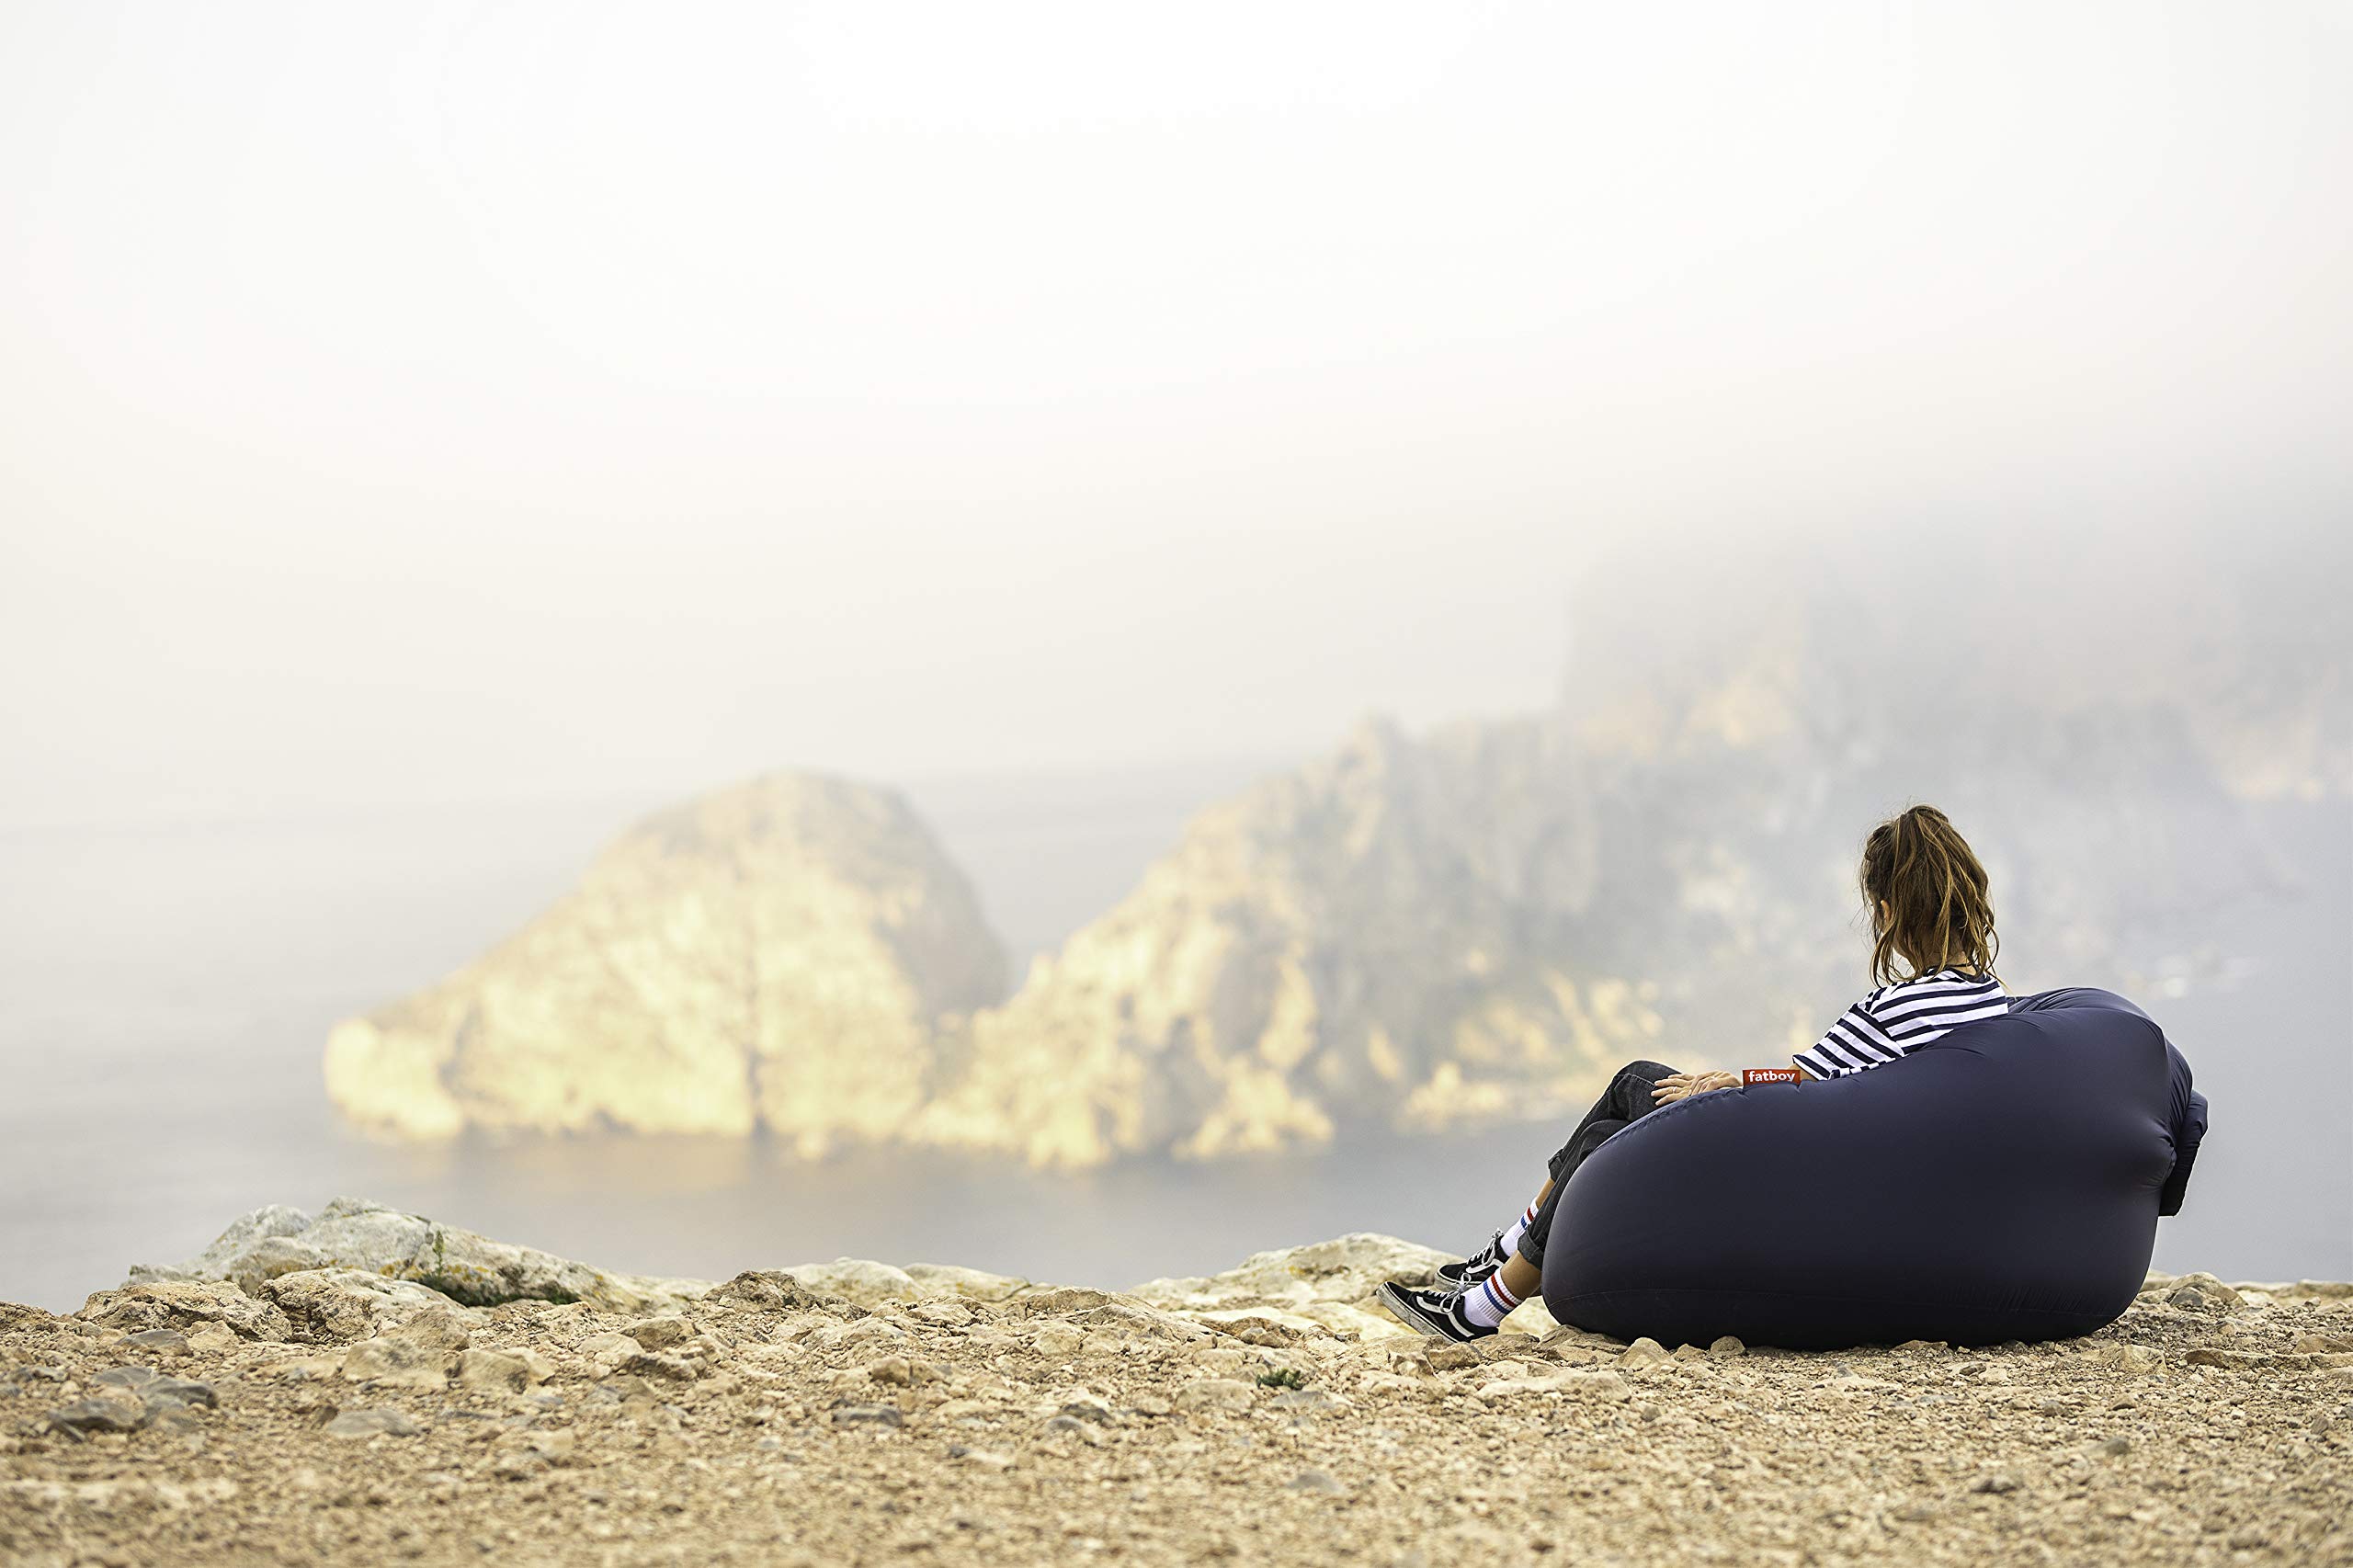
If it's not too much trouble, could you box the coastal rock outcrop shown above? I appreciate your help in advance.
[320,546,2336,1165]
[324,774,1006,1152]
[324,748,1669,1165]
[917,717,1665,1166]
[125,1198,710,1317]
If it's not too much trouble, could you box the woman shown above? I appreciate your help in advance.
[1379,803,2007,1342]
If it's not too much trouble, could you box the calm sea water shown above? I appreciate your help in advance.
[1,776,2344,1312]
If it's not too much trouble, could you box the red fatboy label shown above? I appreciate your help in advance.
[1743,1066,1803,1086]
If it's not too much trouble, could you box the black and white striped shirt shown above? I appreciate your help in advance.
[1794,968,2008,1080]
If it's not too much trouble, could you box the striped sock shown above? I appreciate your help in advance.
[1498,1199,1541,1257]
[1461,1270,1520,1330]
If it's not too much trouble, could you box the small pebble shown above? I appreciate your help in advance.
[324,1407,421,1440]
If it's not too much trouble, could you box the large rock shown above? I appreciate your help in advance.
[1130,1233,1454,1313]
[341,1306,475,1390]
[323,772,1006,1151]
[709,1256,1041,1313]
[706,1272,836,1315]
[257,1269,475,1345]
[916,720,1663,1166]
[769,1259,919,1310]
[127,1205,312,1288]
[129,1199,710,1314]
[77,1280,293,1343]
[324,1407,421,1439]
[0,1301,53,1331]
[1127,1234,1510,1342]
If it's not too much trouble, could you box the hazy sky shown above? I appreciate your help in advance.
[5,2,2348,824]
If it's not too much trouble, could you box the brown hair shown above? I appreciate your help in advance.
[1859,805,1998,985]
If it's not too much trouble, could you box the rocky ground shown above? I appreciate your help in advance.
[4,1201,2349,1566]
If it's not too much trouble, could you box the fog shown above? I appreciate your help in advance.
[5,2,2350,824]
[2,5,2348,1306]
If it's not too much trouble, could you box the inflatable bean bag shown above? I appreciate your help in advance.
[1540,988,2208,1350]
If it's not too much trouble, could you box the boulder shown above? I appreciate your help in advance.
[390,1306,474,1355]
[1617,1337,1671,1370]
[257,1269,472,1344]
[221,1237,337,1296]
[2079,1343,2164,1375]
[342,1335,454,1392]
[774,1258,919,1309]
[2186,1348,2267,1370]
[2164,1273,2247,1315]
[620,1352,696,1383]
[127,1198,708,1313]
[342,1308,474,1391]
[127,1204,312,1287]
[1060,1301,1214,1345]
[621,1316,694,1350]
[324,1407,421,1439]
[1028,1323,1088,1359]
[578,1334,644,1376]
[707,1271,836,1314]
[1184,1307,1329,1341]
[141,1379,217,1414]
[454,1348,540,1396]
[76,1280,292,1343]
[1130,1234,1454,1315]
[911,1301,974,1328]
[0,1301,52,1331]
[48,1398,149,1436]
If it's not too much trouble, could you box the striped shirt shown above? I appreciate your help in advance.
[1794,968,2009,1080]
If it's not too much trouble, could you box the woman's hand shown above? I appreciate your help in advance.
[1651,1070,1743,1104]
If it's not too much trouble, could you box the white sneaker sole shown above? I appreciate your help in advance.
[1376,1280,1474,1341]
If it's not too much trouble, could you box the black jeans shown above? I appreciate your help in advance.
[1516,1059,1681,1269]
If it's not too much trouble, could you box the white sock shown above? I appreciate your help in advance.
[1498,1199,1540,1256]
[1461,1271,1520,1330]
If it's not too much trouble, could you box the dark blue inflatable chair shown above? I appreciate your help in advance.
[1540,988,2209,1350]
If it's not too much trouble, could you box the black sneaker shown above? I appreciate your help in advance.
[1376,1280,1495,1343]
[1437,1230,1508,1290]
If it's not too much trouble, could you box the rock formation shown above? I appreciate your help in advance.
[324,774,1006,1153]
[3,1202,2348,1566]
[917,716,1663,1165]
[322,541,2343,1165]
[124,1198,709,1318]
[324,747,1669,1165]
